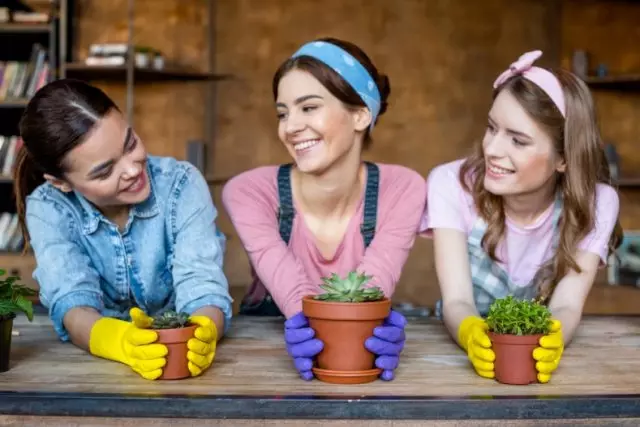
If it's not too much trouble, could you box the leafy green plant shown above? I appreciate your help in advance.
[0,269,36,322]
[314,271,384,303]
[486,296,552,336]
[150,310,191,329]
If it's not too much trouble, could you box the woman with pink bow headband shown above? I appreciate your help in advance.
[419,50,622,383]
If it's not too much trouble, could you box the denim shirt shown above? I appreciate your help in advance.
[26,155,233,341]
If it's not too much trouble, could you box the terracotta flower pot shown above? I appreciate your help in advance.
[154,324,198,380]
[488,332,543,385]
[302,296,391,384]
[0,314,15,373]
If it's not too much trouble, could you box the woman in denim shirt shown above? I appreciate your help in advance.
[12,79,233,380]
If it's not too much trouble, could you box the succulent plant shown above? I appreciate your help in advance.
[314,271,384,303]
[486,296,552,336]
[0,269,36,322]
[150,310,191,329]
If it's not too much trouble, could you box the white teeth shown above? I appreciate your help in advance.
[293,139,321,151]
[489,165,514,175]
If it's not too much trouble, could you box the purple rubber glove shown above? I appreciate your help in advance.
[364,309,407,381]
[284,311,324,381]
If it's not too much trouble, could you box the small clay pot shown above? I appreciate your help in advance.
[302,296,391,384]
[0,314,16,373]
[489,332,543,385]
[154,324,198,380]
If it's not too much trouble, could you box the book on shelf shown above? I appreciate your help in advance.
[0,135,21,177]
[0,212,23,253]
[0,43,49,101]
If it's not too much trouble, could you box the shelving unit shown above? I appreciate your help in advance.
[0,0,229,290]
[0,1,62,287]
[584,75,640,91]
[57,0,227,171]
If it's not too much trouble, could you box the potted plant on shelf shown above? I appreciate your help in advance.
[485,296,553,385]
[149,310,197,380]
[302,271,391,384]
[0,269,36,373]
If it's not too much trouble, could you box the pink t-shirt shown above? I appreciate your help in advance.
[420,159,620,287]
[222,163,426,318]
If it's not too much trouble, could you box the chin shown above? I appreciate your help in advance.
[483,174,517,196]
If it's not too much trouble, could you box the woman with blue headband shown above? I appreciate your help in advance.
[223,38,426,381]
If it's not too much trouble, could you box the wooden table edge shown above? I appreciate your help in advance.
[0,391,638,420]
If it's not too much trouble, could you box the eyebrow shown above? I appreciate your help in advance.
[275,94,323,109]
[488,116,532,140]
[87,127,133,178]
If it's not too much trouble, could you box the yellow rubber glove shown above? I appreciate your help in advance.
[186,315,218,377]
[89,308,168,380]
[533,319,564,383]
[458,315,495,379]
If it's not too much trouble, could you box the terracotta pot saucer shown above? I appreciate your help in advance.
[312,367,381,384]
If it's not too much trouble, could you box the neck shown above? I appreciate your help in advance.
[503,181,557,226]
[295,150,364,219]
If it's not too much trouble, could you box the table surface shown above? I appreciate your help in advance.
[1,313,639,421]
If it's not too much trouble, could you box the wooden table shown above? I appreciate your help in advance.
[1,313,639,427]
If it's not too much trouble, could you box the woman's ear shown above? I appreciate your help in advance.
[352,106,372,132]
[556,157,567,173]
[44,173,72,193]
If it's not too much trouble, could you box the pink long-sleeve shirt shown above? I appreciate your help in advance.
[222,163,426,318]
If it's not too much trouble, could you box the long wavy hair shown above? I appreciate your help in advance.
[459,69,623,303]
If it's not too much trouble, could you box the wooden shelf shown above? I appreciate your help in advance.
[0,23,51,34]
[584,75,640,90]
[205,176,231,186]
[0,99,29,108]
[615,177,640,188]
[64,63,232,82]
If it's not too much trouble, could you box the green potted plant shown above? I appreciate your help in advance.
[0,269,36,373]
[302,271,391,384]
[149,310,197,380]
[485,296,553,385]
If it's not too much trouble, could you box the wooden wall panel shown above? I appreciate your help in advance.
[212,0,561,307]
[560,0,640,230]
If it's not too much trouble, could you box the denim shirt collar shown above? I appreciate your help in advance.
[75,165,160,235]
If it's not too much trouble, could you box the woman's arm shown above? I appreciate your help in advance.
[547,184,620,344]
[433,228,479,345]
[222,168,317,318]
[547,250,600,345]
[26,197,105,348]
[170,164,233,337]
[353,168,427,298]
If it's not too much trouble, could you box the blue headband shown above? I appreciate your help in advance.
[292,41,381,129]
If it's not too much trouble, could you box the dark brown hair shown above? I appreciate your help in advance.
[272,37,390,149]
[13,78,119,251]
[459,69,623,302]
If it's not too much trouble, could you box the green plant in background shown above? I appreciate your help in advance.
[0,269,36,322]
[486,296,552,336]
[151,310,191,329]
[314,271,385,303]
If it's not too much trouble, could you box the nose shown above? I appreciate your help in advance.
[285,111,305,136]
[483,131,507,158]
[122,159,141,179]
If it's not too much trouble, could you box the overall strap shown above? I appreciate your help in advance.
[361,161,380,248]
[277,163,295,245]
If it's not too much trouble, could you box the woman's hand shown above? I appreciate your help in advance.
[364,309,407,380]
[533,319,564,383]
[284,312,324,380]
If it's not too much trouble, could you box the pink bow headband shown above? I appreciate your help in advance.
[493,50,566,117]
